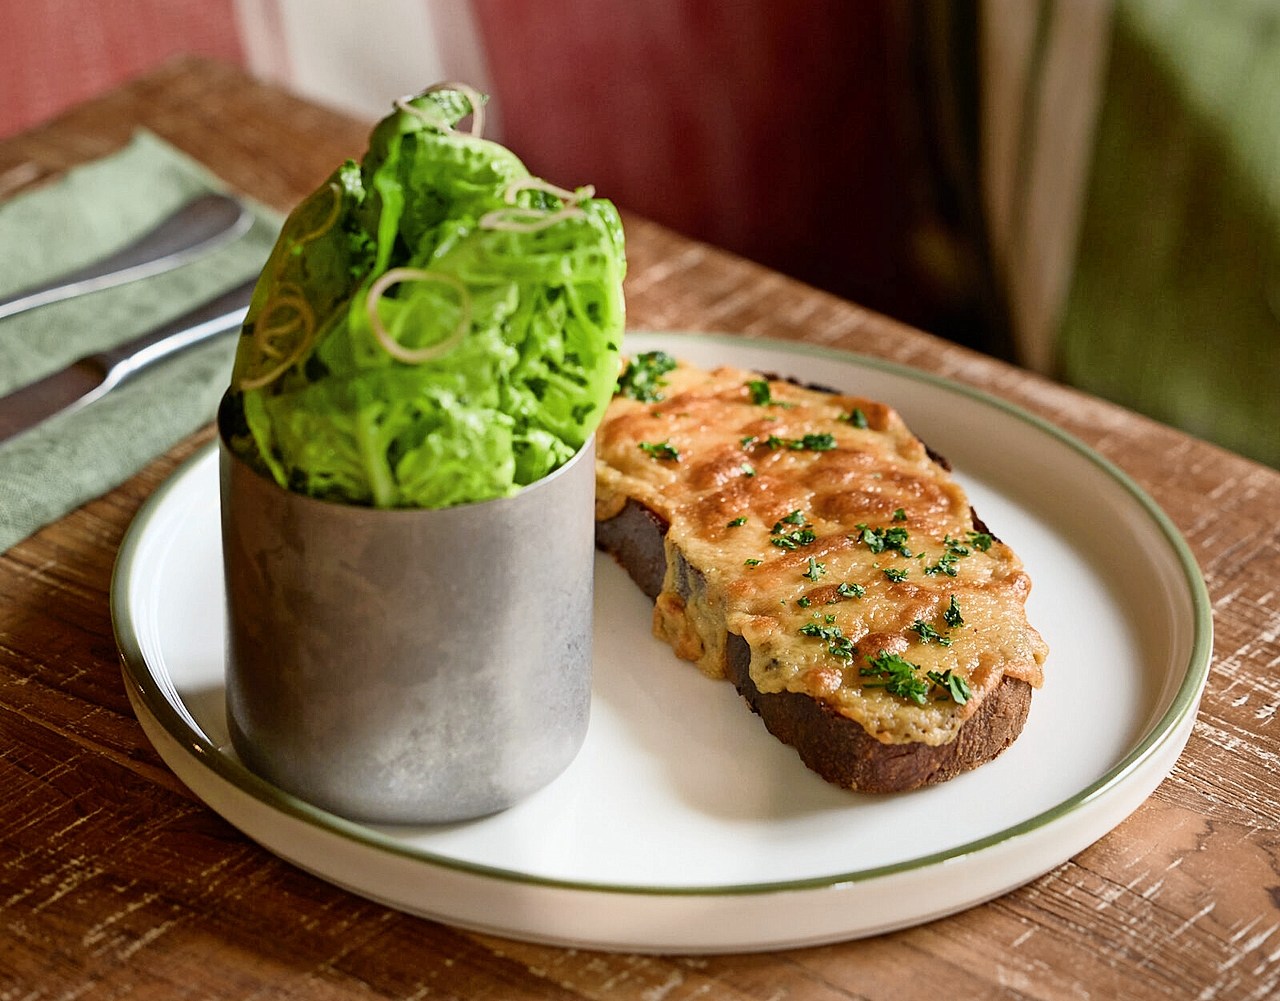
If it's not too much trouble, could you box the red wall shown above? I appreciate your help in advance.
[471,0,947,334]
[0,0,245,139]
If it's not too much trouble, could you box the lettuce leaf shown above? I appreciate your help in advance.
[224,85,625,508]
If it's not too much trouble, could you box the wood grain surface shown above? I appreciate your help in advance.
[1,59,1277,1000]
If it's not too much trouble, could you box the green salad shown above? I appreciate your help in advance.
[223,83,625,508]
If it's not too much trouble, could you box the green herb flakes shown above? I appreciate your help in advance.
[617,351,676,402]
[861,653,972,705]
[772,510,807,532]
[923,552,959,577]
[771,528,817,550]
[754,433,837,452]
[926,669,972,704]
[968,530,994,551]
[911,620,952,646]
[638,440,679,461]
[746,379,772,405]
[770,511,816,550]
[799,621,855,661]
[854,523,912,557]
[860,652,929,704]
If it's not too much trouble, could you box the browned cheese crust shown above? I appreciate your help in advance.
[595,357,1048,792]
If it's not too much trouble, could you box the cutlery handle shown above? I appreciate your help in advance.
[0,194,252,321]
[92,277,257,388]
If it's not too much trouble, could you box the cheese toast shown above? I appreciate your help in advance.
[594,353,1048,793]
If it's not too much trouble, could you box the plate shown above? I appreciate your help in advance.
[112,332,1212,954]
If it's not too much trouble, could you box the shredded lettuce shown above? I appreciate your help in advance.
[224,84,625,508]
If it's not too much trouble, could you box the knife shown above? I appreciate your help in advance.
[0,277,256,446]
[0,193,253,321]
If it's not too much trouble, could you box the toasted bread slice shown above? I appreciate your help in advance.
[595,355,1047,793]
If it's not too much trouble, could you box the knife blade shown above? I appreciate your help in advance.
[0,277,256,446]
[0,193,253,321]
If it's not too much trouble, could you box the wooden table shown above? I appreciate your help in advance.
[2,59,1277,1000]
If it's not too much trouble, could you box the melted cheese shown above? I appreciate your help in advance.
[596,360,1047,746]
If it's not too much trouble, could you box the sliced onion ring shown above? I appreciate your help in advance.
[502,177,594,205]
[478,205,588,233]
[395,82,486,137]
[237,290,317,391]
[365,267,472,364]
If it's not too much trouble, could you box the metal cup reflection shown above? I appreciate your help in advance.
[218,398,594,824]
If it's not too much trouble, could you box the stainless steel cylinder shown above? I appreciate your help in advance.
[218,405,594,824]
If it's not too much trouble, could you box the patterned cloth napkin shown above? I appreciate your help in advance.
[0,130,280,552]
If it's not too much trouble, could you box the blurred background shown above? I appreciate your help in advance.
[3,0,1276,468]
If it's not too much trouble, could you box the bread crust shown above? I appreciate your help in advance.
[596,497,1032,792]
[725,632,1032,792]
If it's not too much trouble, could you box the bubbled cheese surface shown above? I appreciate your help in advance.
[596,360,1048,746]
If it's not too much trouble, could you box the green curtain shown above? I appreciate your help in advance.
[1056,0,1279,467]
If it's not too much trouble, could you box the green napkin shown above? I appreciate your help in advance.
[0,130,281,553]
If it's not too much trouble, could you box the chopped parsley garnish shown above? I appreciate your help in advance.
[911,620,952,646]
[740,463,756,477]
[918,534,990,577]
[771,528,817,550]
[802,557,826,581]
[923,552,960,577]
[744,558,763,567]
[799,622,855,661]
[772,509,807,532]
[798,622,839,639]
[797,596,812,608]
[883,567,909,582]
[853,523,913,557]
[926,669,972,704]
[726,516,748,528]
[616,351,677,402]
[742,431,838,453]
[768,509,816,549]
[745,379,796,408]
[860,652,929,704]
[862,653,972,705]
[746,379,772,405]
[761,432,836,452]
[842,408,869,429]
[892,508,907,522]
[968,530,994,551]
[800,432,837,451]
[833,581,866,601]
[943,595,964,628]
[638,440,679,461]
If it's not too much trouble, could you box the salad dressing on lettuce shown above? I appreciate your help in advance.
[224,84,625,509]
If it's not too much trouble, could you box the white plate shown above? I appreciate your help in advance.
[112,332,1212,954]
